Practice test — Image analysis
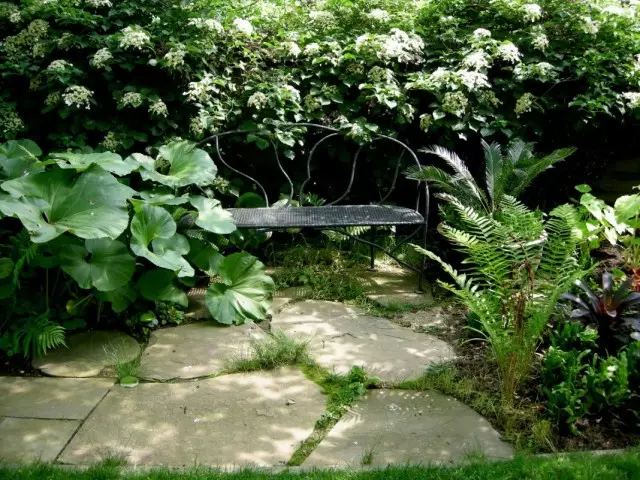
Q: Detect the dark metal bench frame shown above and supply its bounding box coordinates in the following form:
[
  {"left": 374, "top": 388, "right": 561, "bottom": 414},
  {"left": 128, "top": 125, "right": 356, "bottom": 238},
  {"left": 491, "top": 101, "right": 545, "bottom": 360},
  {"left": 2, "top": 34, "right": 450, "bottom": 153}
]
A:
[{"left": 199, "top": 123, "right": 430, "bottom": 291}]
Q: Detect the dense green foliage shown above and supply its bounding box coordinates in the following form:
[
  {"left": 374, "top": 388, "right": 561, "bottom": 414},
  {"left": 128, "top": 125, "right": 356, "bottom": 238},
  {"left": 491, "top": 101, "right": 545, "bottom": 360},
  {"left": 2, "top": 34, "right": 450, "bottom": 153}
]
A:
[
  {"left": 1, "top": 0, "right": 639, "bottom": 153},
  {"left": 3, "top": 450, "right": 640, "bottom": 480},
  {"left": 0, "top": 139, "right": 274, "bottom": 357}
]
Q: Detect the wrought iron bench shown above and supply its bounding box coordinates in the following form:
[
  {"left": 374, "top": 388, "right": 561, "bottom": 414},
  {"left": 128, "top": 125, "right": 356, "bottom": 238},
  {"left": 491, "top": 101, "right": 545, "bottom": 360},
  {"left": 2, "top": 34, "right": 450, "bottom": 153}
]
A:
[{"left": 199, "top": 123, "right": 430, "bottom": 291}]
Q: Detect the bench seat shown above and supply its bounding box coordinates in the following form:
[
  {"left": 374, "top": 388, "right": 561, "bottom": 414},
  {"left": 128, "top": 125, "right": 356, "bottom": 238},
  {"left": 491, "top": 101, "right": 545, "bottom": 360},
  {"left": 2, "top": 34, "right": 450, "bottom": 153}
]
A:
[{"left": 228, "top": 205, "right": 424, "bottom": 229}]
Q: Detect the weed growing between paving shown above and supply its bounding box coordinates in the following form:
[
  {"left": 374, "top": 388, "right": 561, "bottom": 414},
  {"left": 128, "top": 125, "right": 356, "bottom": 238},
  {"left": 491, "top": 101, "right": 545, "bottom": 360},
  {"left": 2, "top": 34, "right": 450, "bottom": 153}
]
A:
[
  {"left": 3, "top": 449, "right": 640, "bottom": 479},
  {"left": 225, "top": 331, "right": 310, "bottom": 373}
]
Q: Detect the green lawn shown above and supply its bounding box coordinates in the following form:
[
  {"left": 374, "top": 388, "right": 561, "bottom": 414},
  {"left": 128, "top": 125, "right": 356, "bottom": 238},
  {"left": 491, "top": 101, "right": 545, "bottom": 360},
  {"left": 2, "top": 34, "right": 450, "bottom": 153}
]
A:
[{"left": 2, "top": 450, "right": 640, "bottom": 480}]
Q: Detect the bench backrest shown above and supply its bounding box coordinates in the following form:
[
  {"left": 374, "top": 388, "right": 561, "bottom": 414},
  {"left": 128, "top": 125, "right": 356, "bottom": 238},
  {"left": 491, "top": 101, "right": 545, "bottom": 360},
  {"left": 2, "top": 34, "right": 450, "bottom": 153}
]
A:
[{"left": 198, "top": 122, "right": 428, "bottom": 213}]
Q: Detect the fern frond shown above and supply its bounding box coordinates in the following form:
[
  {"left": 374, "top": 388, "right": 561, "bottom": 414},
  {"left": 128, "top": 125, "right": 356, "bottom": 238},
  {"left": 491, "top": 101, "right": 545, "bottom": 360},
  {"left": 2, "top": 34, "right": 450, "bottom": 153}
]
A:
[{"left": 14, "top": 314, "right": 66, "bottom": 358}]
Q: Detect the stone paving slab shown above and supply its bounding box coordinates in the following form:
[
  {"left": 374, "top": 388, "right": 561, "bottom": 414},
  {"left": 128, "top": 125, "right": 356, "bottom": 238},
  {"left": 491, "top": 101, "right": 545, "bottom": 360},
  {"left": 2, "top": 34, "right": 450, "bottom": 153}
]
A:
[
  {"left": 0, "top": 417, "right": 80, "bottom": 463},
  {"left": 270, "top": 286, "right": 311, "bottom": 314},
  {"left": 0, "top": 377, "right": 114, "bottom": 419},
  {"left": 32, "top": 330, "right": 140, "bottom": 377},
  {"left": 140, "top": 322, "right": 266, "bottom": 381},
  {"left": 272, "top": 301, "right": 455, "bottom": 382},
  {"left": 58, "top": 368, "right": 326, "bottom": 467},
  {"left": 357, "top": 266, "right": 433, "bottom": 307},
  {"left": 304, "top": 389, "right": 513, "bottom": 468}
]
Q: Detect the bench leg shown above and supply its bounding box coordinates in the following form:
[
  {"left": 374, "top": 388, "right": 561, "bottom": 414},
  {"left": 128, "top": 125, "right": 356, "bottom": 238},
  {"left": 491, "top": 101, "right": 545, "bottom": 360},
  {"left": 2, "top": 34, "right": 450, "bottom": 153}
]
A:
[
  {"left": 417, "top": 224, "right": 427, "bottom": 293},
  {"left": 369, "top": 226, "right": 376, "bottom": 271}
]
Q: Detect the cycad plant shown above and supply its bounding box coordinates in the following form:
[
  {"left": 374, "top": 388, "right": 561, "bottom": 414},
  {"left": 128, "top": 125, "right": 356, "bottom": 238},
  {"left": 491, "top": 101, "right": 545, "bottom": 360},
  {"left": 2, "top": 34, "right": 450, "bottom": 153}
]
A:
[
  {"left": 413, "top": 197, "right": 585, "bottom": 401},
  {"left": 406, "top": 140, "right": 575, "bottom": 215}
]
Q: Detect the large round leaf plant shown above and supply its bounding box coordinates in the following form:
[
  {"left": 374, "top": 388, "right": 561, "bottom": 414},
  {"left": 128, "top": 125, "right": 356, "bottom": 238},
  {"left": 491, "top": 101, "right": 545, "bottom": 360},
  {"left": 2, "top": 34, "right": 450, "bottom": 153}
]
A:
[{"left": 0, "top": 139, "right": 274, "bottom": 356}]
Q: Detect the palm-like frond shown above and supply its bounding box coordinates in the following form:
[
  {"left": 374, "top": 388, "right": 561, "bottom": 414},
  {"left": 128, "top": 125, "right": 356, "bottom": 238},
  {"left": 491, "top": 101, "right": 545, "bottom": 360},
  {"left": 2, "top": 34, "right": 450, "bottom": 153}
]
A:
[
  {"left": 509, "top": 147, "right": 576, "bottom": 198},
  {"left": 482, "top": 139, "right": 504, "bottom": 211}
]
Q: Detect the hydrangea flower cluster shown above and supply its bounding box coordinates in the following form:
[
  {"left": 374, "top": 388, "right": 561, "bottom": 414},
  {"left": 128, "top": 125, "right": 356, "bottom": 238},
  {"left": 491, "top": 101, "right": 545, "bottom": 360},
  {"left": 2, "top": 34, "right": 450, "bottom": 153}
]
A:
[
  {"left": 531, "top": 32, "right": 549, "bottom": 51},
  {"left": 514, "top": 62, "right": 556, "bottom": 81},
  {"left": 63, "top": 86, "right": 93, "bottom": 109},
  {"left": 419, "top": 113, "right": 433, "bottom": 132},
  {"left": 582, "top": 17, "right": 600, "bottom": 35},
  {"left": 515, "top": 93, "right": 535, "bottom": 116},
  {"left": 184, "top": 73, "right": 220, "bottom": 102},
  {"left": 309, "top": 10, "right": 335, "bottom": 28},
  {"left": 121, "top": 92, "right": 143, "bottom": 108},
  {"left": 100, "top": 131, "right": 120, "bottom": 150},
  {"left": 119, "top": 26, "right": 150, "bottom": 50},
  {"left": 621, "top": 92, "right": 640, "bottom": 109},
  {"left": 473, "top": 28, "right": 491, "bottom": 40},
  {"left": 366, "top": 9, "right": 392, "bottom": 23},
  {"left": 442, "top": 91, "right": 469, "bottom": 116},
  {"left": 86, "top": 0, "right": 112, "bottom": 7},
  {"left": 233, "top": 18, "right": 253, "bottom": 36},
  {"left": 188, "top": 18, "right": 223, "bottom": 33},
  {"left": 357, "top": 29, "right": 424, "bottom": 64},
  {"left": 463, "top": 51, "right": 490, "bottom": 71},
  {"left": 497, "top": 42, "right": 521, "bottom": 63},
  {"left": 303, "top": 43, "right": 321, "bottom": 55},
  {"left": 148, "top": 99, "right": 169, "bottom": 117},
  {"left": 164, "top": 47, "right": 186, "bottom": 69},
  {"left": 47, "top": 59, "right": 72, "bottom": 72},
  {"left": 0, "top": 104, "right": 24, "bottom": 138},
  {"left": 521, "top": 4, "right": 543, "bottom": 23},
  {"left": 90, "top": 48, "right": 113, "bottom": 68},
  {"left": 280, "top": 85, "right": 301, "bottom": 103},
  {"left": 247, "top": 92, "right": 268, "bottom": 110},
  {"left": 45, "top": 91, "right": 61, "bottom": 107},
  {"left": 281, "top": 41, "right": 301, "bottom": 58},
  {"left": 4, "top": 19, "right": 49, "bottom": 57},
  {"left": 9, "top": 11, "right": 20, "bottom": 23}
]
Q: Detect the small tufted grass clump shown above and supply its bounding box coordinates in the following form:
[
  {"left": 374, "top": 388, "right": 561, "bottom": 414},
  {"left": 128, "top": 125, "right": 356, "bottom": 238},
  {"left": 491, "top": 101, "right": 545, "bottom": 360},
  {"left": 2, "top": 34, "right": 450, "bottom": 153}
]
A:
[{"left": 225, "top": 331, "right": 309, "bottom": 373}]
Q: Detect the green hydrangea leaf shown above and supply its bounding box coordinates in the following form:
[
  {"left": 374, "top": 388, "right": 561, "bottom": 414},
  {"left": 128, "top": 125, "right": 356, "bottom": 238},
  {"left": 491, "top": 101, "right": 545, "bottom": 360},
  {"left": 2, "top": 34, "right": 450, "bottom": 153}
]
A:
[
  {"left": 95, "top": 284, "right": 137, "bottom": 313},
  {"left": 0, "top": 165, "right": 136, "bottom": 243},
  {"left": 59, "top": 238, "right": 136, "bottom": 291},
  {"left": 205, "top": 252, "right": 274, "bottom": 325}
]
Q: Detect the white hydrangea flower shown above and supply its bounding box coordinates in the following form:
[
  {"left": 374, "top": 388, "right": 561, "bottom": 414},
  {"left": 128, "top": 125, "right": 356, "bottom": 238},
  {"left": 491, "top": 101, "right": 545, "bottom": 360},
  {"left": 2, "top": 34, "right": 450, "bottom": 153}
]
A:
[
  {"left": 282, "top": 41, "right": 301, "bottom": 58},
  {"left": 233, "top": 18, "right": 253, "bottom": 36},
  {"left": 309, "top": 10, "right": 335, "bottom": 27},
  {"left": 423, "top": 67, "right": 458, "bottom": 90},
  {"left": 366, "top": 9, "right": 392, "bottom": 22},
  {"left": 497, "top": 42, "right": 521, "bottom": 63},
  {"left": 119, "top": 26, "right": 150, "bottom": 50},
  {"left": 442, "top": 91, "right": 468, "bottom": 117},
  {"left": 188, "top": 18, "right": 224, "bottom": 33},
  {"left": 457, "top": 70, "right": 490, "bottom": 91},
  {"left": 164, "top": 47, "right": 186, "bottom": 69},
  {"left": 100, "top": 132, "right": 120, "bottom": 151},
  {"left": 190, "top": 110, "right": 209, "bottom": 136},
  {"left": 90, "top": 48, "right": 113, "bottom": 68},
  {"left": 281, "top": 85, "right": 300, "bottom": 103},
  {"left": 86, "top": 0, "right": 112, "bottom": 7},
  {"left": 621, "top": 92, "right": 640, "bottom": 109},
  {"left": 473, "top": 28, "right": 491, "bottom": 39},
  {"left": 184, "top": 73, "right": 220, "bottom": 102},
  {"left": 536, "top": 62, "right": 554, "bottom": 76},
  {"left": 515, "top": 93, "right": 535, "bottom": 116},
  {"left": 439, "top": 16, "right": 456, "bottom": 24},
  {"left": 378, "top": 29, "right": 424, "bottom": 63},
  {"left": 531, "top": 32, "right": 549, "bottom": 51},
  {"left": 9, "top": 11, "right": 21, "bottom": 23},
  {"left": 63, "top": 85, "right": 94, "bottom": 109},
  {"left": 121, "top": 91, "right": 143, "bottom": 108},
  {"left": 47, "top": 59, "right": 72, "bottom": 72},
  {"left": 45, "top": 91, "right": 61, "bottom": 107},
  {"left": 247, "top": 92, "right": 269, "bottom": 110},
  {"left": 304, "top": 43, "right": 321, "bottom": 55},
  {"left": 463, "top": 50, "right": 490, "bottom": 71},
  {"left": 582, "top": 17, "right": 599, "bottom": 35},
  {"left": 148, "top": 99, "right": 169, "bottom": 117},
  {"left": 521, "top": 4, "right": 543, "bottom": 22}
]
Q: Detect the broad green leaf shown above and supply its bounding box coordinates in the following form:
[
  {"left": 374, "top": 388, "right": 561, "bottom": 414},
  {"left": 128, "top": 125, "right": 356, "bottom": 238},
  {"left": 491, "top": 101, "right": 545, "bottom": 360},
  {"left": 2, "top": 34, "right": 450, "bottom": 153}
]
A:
[
  {"left": 189, "top": 196, "right": 236, "bottom": 234},
  {"left": 52, "top": 152, "right": 137, "bottom": 176},
  {"left": 0, "top": 140, "right": 44, "bottom": 180},
  {"left": 139, "top": 190, "right": 190, "bottom": 206},
  {"left": 95, "top": 284, "right": 137, "bottom": 313},
  {"left": 614, "top": 194, "right": 640, "bottom": 222},
  {"left": 59, "top": 238, "right": 135, "bottom": 291},
  {"left": 137, "top": 269, "right": 188, "bottom": 307},
  {"left": 0, "top": 166, "right": 136, "bottom": 243},
  {"left": 205, "top": 252, "right": 274, "bottom": 325},
  {"left": 0, "top": 257, "right": 14, "bottom": 279},
  {"left": 127, "top": 141, "right": 217, "bottom": 188},
  {"left": 575, "top": 184, "right": 592, "bottom": 193},
  {"left": 130, "top": 205, "right": 194, "bottom": 277},
  {"left": 187, "top": 237, "right": 223, "bottom": 275}
]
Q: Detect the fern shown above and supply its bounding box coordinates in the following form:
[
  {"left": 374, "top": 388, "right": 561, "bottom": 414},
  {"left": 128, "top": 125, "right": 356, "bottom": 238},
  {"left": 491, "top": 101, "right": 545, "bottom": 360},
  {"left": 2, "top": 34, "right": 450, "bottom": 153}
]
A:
[
  {"left": 412, "top": 199, "right": 586, "bottom": 401},
  {"left": 11, "top": 230, "right": 38, "bottom": 288},
  {"left": 13, "top": 313, "right": 66, "bottom": 358}
]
